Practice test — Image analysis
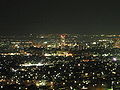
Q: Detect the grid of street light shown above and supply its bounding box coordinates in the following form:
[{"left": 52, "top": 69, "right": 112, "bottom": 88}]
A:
[{"left": 0, "top": 34, "right": 120, "bottom": 90}]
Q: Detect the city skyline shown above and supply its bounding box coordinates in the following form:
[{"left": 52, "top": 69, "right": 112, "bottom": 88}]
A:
[
  {"left": 0, "top": 1, "right": 120, "bottom": 89},
  {"left": 0, "top": 34, "right": 120, "bottom": 89}
]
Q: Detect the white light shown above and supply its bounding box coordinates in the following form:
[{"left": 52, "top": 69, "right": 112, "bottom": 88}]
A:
[{"left": 113, "top": 58, "right": 117, "bottom": 61}]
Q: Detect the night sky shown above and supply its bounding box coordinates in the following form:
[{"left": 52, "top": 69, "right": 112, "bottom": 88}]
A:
[{"left": 0, "top": 1, "right": 120, "bottom": 34}]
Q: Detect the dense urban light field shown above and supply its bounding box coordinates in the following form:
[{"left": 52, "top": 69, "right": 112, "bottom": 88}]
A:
[
  {"left": 0, "top": 34, "right": 120, "bottom": 90},
  {"left": 1, "top": 0, "right": 120, "bottom": 89}
]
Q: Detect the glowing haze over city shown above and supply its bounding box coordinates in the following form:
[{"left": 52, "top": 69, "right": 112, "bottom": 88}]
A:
[{"left": 0, "top": 1, "right": 120, "bottom": 90}]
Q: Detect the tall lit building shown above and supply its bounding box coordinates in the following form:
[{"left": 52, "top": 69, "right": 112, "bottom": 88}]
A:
[{"left": 60, "top": 34, "right": 66, "bottom": 49}]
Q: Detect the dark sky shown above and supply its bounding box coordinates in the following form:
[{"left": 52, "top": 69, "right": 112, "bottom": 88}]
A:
[{"left": 0, "top": 0, "right": 120, "bottom": 34}]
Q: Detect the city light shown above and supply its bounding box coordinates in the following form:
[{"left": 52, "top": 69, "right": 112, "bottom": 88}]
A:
[{"left": 0, "top": 34, "right": 120, "bottom": 89}]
